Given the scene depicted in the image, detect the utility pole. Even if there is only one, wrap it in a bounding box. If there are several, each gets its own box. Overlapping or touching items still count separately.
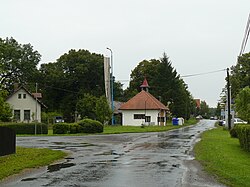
[227,68,231,130]
[35,82,38,135]
[107,48,114,125]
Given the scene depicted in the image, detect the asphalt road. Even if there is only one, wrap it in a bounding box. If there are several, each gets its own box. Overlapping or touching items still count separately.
[2,120,226,187]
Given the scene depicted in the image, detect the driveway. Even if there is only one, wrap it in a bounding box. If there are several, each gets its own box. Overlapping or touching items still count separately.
[2,120,226,187]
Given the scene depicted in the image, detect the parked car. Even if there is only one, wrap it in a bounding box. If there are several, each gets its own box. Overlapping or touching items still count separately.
[196,115,203,120]
[55,116,64,123]
[221,118,247,126]
[234,118,247,124]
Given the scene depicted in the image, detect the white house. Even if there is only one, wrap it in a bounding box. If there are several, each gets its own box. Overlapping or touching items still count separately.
[119,78,169,126]
[6,86,46,123]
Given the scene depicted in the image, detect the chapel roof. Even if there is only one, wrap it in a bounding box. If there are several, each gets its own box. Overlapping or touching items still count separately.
[119,90,168,110]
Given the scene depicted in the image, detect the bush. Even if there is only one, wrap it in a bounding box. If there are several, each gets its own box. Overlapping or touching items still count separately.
[0,123,48,134]
[235,125,250,152]
[68,123,82,134]
[53,123,83,134]
[78,119,103,133]
[230,126,238,138]
[53,123,69,134]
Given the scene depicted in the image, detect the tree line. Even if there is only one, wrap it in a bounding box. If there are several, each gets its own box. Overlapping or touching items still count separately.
[228,52,250,123]
[0,37,208,123]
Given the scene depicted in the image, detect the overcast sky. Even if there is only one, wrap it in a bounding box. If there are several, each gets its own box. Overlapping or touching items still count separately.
[1,0,250,107]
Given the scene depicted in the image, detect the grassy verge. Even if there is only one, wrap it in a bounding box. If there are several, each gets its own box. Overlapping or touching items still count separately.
[20,118,198,135]
[0,147,67,181]
[194,127,250,187]
[103,118,197,134]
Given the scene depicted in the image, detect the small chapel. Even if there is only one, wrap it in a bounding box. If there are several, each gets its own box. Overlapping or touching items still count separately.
[119,78,169,126]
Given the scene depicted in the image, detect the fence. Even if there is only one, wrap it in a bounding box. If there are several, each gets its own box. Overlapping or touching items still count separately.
[0,126,16,156]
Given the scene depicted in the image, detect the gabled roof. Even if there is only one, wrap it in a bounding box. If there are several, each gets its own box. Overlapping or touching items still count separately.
[6,85,47,108]
[119,90,168,110]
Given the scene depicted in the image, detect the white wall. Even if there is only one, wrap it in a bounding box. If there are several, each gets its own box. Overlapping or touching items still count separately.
[122,109,164,126]
[6,88,42,122]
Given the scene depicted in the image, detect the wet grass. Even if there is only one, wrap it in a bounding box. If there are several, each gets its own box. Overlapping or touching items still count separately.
[19,118,198,136]
[0,147,67,181]
[104,118,198,134]
[194,127,250,187]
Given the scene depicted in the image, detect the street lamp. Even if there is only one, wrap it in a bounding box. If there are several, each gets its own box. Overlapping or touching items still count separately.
[107,47,114,125]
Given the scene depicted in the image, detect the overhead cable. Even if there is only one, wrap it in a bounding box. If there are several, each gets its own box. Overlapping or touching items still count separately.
[239,13,250,56]
[181,69,226,78]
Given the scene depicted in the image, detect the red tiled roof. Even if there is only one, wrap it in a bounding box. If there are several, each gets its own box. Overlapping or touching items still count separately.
[119,90,168,110]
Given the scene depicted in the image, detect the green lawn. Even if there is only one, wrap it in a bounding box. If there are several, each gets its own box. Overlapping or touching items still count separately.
[46,118,197,135]
[104,118,197,134]
[194,127,250,187]
[0,147,67,181]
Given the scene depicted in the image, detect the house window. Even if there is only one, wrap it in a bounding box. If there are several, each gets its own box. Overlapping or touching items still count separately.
[18,94,21,99]
[14,110,21,121]
[23,94,26,99]
[24,110,30,121]
[145,116,151,122]
[134,114,145,119]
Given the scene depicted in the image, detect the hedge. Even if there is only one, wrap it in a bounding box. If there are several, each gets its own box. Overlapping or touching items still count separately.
[0,123,48,134]
[234,125,250,152]
[53,123,69,134]
[78,119,103,133]
[230,125,238,138]
[53,123,82,134]
[68,123,82,134]
[52,119,104,134]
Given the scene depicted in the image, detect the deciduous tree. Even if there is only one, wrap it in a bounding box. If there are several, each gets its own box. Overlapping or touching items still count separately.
[235,86,250,123]
[0,90,12,122]
[95,96,112,124]
[0,37,41,92]
[39,49,105,122]
[231,52,250,99]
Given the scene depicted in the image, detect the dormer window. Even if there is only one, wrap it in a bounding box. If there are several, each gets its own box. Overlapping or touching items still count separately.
[18,94,21,99]
[23,94,26,99]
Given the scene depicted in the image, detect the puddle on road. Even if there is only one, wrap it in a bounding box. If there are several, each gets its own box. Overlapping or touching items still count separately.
[65,157,74,160]
[52,142,95,147]
[131,157,150,161]
[21,177,37,182]
[49,142,96,150]
[94,150,124,156]
[149,160,169,167]
[47,163,76,172]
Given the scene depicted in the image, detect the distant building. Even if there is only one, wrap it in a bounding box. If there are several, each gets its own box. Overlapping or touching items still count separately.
[6,86,46,123]
[119,78,169,126]
[195,99,201,108]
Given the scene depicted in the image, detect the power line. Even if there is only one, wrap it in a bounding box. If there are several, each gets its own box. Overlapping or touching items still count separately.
[239,13,250,56]
[181,69,226,78]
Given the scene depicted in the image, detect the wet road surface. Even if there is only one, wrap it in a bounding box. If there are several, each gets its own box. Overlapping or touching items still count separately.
[1,120,226,187]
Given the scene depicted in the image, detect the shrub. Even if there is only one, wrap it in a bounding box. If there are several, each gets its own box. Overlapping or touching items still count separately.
[53,123,69,134]
[235,125,250,152]
[68,123,82,134]
[230,126,238,138]
[0,123,48,134]
[78,119,103,133]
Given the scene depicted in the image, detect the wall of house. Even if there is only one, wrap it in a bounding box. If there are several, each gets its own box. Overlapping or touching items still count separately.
[6,88,42,123]
[122,109,165,126]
